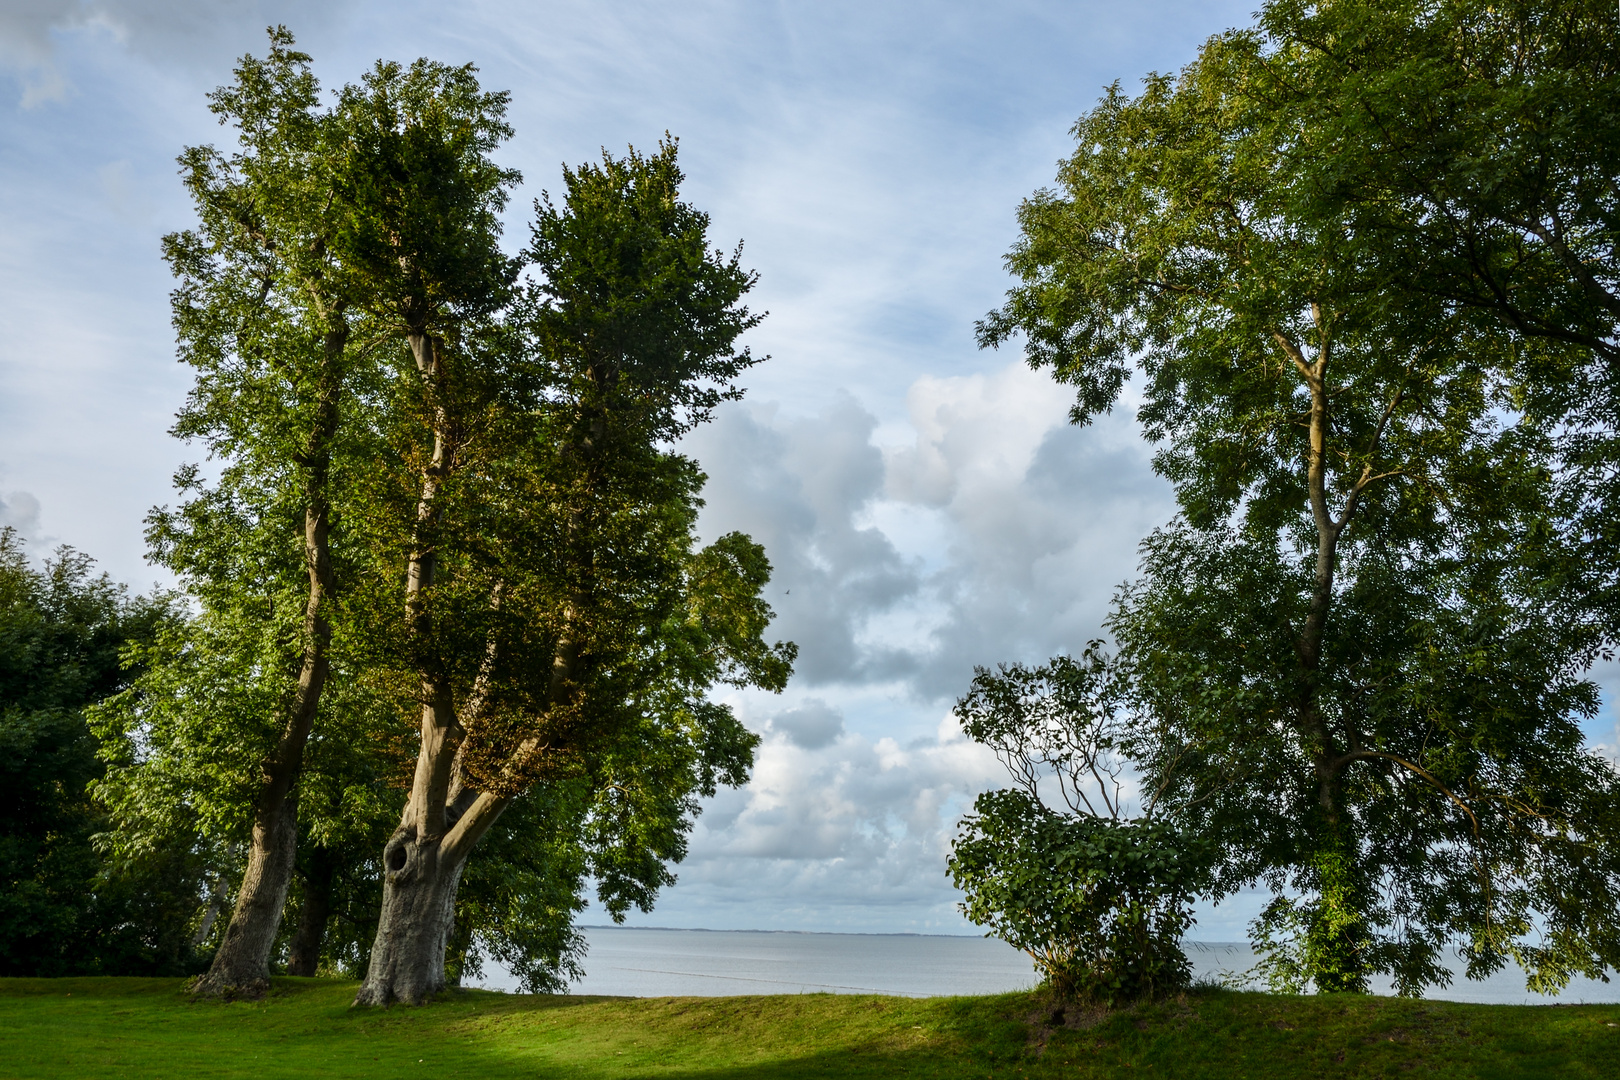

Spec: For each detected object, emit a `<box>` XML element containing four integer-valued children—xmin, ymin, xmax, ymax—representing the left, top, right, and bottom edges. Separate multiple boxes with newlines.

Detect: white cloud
<box><xmin>688</xmin><ymin>360</ymin><xmax>1174</xmax><ymax>700</ymax></box>
<box><xmin>684</xmin><ymin>394</ymin><xmax>923</xmax><ymax>686</ymax></box>
<box><xmin>617</xmin><ymin>700</ymin><xmax>1004</xmax><ymax>932</ymax></box>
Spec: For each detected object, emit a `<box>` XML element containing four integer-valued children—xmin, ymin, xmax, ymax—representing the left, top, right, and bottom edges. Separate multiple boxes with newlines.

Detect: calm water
<box><xmin>471</xmin><ymin>926</ymin><xmax>1619</xmax><ymax>1004</ymax></box>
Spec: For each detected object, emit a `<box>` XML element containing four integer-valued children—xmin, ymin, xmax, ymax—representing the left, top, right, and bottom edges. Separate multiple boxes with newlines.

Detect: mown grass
<box><xmin>1</xmin><ymin>976</ymin><xmax>1616</xmax><ymax>1079</ymax></box>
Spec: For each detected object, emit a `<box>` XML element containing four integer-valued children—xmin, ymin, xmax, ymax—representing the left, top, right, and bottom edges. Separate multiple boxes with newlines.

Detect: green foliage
<box><xmin>0</xmin><ymin>530</ymin><xmax>205</xmax><ymax>976</ymax></box>
<box><xmin>1250</xmin><ymin>0</ymin><xmax>1620</xmax><ymax>370</ymax></box>
<box><xmin>950</xmin><ymin>650</ymin><xmax>1204</xmax><ymax>1005</ymax></box>
<box><xmin>93</xmin><ymin>32</ymin><xmax>408</xmax><ymax>985</ymax></box>
<box><xmin>437</xmin><ymin>142</ymin><xmax>791</xmax><ymax>987</ymax></box>
<box><xmin>527</xmin><ymin>137</ymin><xmax>763</xmax><ymax>439</ymax></box>
<box><xmin>329</xmin><ymin>56</ymin><xmax>521</xmax><ymax>328</ymax></box>
<box><xmin>954</xmin><ymin>648</ymin><xmax>1128</xmax><ymax>819</ymax></box>
<box><xmin>1239</xmin><ymin>0</ymin><xmax>1620</xmax><ymax>671</ymax></box>
<box><xmin>73</xmin><ymin>33</ymin><xmax>789</xmax><ymax>993</ymax></box>
<box><xmin>309</xmin><ymin>69</ymin><xmax>787</xmax><ymax>987</ymax></box>
<box><xmin>950</xmin><ymin>789</ymin><xmax>1204</xmax><ymax>1005</ymax></box>
<box><xmin>978</xmin><ymin>0</ymin><xmax>1620</xmax><ymax>996</ymax></box>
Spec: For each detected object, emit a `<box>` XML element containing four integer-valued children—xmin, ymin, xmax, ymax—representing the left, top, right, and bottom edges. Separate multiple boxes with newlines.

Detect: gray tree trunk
<box><xmin>353</xmin><ymin>329</ymin><xmax>512</xmax><ymax>1006</ymax></box>
<box><xmin>353</xmin><ymin>829</ymin><xmax>469</xmax><ymax>1005</ymax></box>
<box><xmin>192</xmin><ymin>325</ymin><xmax>344</xmax><ymax>999</ymax></box>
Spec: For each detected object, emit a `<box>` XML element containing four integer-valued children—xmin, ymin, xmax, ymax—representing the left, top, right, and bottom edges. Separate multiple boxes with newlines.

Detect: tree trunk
<box><xmin>1273</xmin><ymin>313</ymin><xmax>1372</xmax><ymax>994</ymax></box>
<box><xmin>353</xmin><ymin>830</ymin><xmax>469</xmax><ymax>1005</ymax></box>
<box><xmin>285</xmin><ymin>849</ymin><xmax>335</xmax><ymax>977</ymax></box>
<box><xmin>193</xmin><ymin>324</ymin><xmax>344</xmax><ymax>999</ymax></box>
<box><xmin>350</xmin><ymin>330</ymin><xmax>549</xmax><ymax>1005</ymax></box>
<box><xmin>356</xmin><ymin>329</ymin><xmax>471</xmax><ymax>1006</ymax></box>
<box><xmin>191</xmin><ymin>790</ymin><xmax>300</xmax><ymax>998</ymax></box>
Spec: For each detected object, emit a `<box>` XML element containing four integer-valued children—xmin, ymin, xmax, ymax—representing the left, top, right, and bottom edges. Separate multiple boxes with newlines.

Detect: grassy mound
<box><xmin>2</xmin><ymin>976</ymin><xmax>1616</xmax><ymax>1078</ymax></box>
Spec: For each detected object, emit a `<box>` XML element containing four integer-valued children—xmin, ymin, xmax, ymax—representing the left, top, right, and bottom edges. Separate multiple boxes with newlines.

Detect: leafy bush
<box><xmin>948</xmin><ymin>652</ymin><xmax>1207</xmax><ymax>1004</ymax></box>
<box><xmin>949</xmin><ymin>787</ymin><xmax>1205</xmax><ymax>1004</ymax></box>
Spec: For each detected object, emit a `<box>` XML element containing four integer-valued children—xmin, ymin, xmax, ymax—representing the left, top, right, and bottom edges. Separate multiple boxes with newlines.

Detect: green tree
<box><xmin>323</xmin><ymin>61</ymin><xmax>793</xmax><ymax>1000</ymax></box>
<box><xmin>92</xmin><ymin>29</ymin><xmax>384</xmax><ymax>997</ymax></box>
<box><xmin>978</xmin><ymin>21</ymin><xmax>1620</xmax><ymax>994</ymax></box>
<box><xmin>0</xmin><ymin>529</ymin><xmax>201</xmax><ymax>976</ymax></box>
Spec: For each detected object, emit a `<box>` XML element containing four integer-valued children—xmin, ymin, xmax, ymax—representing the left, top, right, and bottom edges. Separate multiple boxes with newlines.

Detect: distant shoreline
<box><xmin>576</xmin><ymin>925</ymin><xmax>1250</xmax><ymax>947</ymax></box>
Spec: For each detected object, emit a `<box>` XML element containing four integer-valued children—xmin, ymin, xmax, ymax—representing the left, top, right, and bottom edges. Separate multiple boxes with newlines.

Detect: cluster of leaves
<box><xmin>950</xmin><ymin>788</ymin><xmax>1206</xmax><ymax>1005</ymax></box>
<box><xmin>964</xmin><ymin>0</ymin><xmax>1620</xmax><ymax>1000</ymax></box>
<box><xmin>0</xmin><ymin>529</ymin><xmax>208</xmax><ymax>976</ymax></box>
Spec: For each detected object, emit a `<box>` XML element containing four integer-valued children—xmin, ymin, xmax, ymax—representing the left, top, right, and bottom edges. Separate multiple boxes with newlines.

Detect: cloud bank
<box><xmin>613</xmin><ymin>361</ymin><xmax>1175</xmax><ymax>932</ymax></box>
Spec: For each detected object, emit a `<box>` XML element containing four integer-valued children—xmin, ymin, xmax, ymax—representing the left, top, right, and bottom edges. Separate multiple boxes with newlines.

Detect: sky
<box><xmin>5</xmin><ymin>0</ymin><xmax>1615</xmax><ymax>944</ymax></box>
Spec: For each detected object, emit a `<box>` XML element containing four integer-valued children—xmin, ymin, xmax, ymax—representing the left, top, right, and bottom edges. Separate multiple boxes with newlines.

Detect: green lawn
<box><xmin>2</xmin><ymin>977</ymin><xmax>1616</xmax><ymax>1079</ymax></box>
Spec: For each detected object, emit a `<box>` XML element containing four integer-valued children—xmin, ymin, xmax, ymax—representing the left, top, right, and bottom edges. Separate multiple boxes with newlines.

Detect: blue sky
<box><xmin>4</xmin><ymin>0</ymin><xmax>1614</xmax><ymax>943</ymax></box>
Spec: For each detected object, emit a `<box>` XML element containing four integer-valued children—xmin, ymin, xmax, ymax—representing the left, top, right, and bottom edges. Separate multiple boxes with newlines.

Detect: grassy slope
<box><xmin>1</xmin><ymin>978</ymin><xmax>1617</xmax><ymax>1080</ymax></box>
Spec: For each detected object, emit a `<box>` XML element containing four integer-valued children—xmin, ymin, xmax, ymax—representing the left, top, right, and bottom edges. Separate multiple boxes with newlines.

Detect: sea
<box><xmin>470</xmin><ymin>926</ymin><xmax>1620</xmax><ymax>1004</ymax></box>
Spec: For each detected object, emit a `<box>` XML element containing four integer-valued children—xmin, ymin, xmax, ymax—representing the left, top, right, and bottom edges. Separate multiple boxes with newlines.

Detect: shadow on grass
<box><xmin>3</xmin><ymin>977</ymin><xmax>1617</xmax><ymax>1080</ymax></box>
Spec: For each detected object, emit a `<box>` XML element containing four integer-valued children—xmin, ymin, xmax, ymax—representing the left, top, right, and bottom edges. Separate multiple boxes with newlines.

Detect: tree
<box><xmin>328</xmin><ymin>73</ymin><xmax>793</xmax><ymax>1000</ymax></box>
<box><xmin>91</xmin><ymin>29</ymin><xmax>384</xmax><ymax>997</ymax></box>
<box><xmin>1241</xmin><ymin>0</ymin><xmax>1620</xmax><ymax>642</ymax></box>
<box><xmin>948</xmin><ymin>649</ymin><xmax>1207</xmax><ymax>1004</ymax></box>
<box><xmin>978</xmin><ymin>21</ymin><xmax>1620</xmax><ymax>994</ymax></box>
<box><xmin>0</xmin><ymin>530</ymin><xmax>202</xmax><ymax>976</ymax></box>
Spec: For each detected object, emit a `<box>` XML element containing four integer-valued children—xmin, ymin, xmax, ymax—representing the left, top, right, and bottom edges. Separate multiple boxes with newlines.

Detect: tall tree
<box><xmin>979</xmin><ymin>25</ymin><xmax>1620</xmax><ymax>993</ymax></box>
<box><xmin>97</xmin><ymin>29</ymin><xmax>372</xmax><ymax>997</ymax></box>
<box><xmin>338</xmin><ymin>121</ymin><xmax>791</xmax><ymax>1003</ymax></box>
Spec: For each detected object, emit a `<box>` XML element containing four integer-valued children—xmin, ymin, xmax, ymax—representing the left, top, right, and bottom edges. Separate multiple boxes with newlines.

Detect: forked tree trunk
<box><xmin>355</xmin><ymin>329</ymin><xmax>472</xmax><ymax>1006</ymax></box>
<box><xmin>1273</xmin><ymin>309</ymin><xmax>1384</xmax><ymax>993</ymax></box>
<box><xmin>353</xmin><ymin>829</ymin><xmax>470</xmax><ymax>1005</ymax></box>
<box><xmin>352</xmin><ymin>329</ymin><xmax>519</xmax><ymax>1006</ymax></box>
<box><xmin>193</xmin><ymin>324</ymin><xmax>345</xmax><ymax>999</ymax></box>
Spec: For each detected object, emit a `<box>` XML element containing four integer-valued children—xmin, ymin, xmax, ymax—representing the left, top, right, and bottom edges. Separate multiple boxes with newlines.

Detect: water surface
<box><xmin>475</xmin><ymin>926</ymin><xmax>1619</xmax><ymax>1004</ymax></box>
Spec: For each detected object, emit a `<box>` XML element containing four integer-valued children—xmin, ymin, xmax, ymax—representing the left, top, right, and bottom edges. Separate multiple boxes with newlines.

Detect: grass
<box><xmin>2</xmin><ymin>977</ymin><xmax>1617</xmax><ymax>1079</ymax></box>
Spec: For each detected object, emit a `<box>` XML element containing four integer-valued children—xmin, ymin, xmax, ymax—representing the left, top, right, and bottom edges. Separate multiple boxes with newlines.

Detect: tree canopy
<box><xmin>977</xmin><ymin>0</ymin><xmax>1620</xmax><ymax>995</ymax></box>
<box><xmin>71</xmin><ymin>33</ymin><xmax>794</xmax><ymax>1001</ymax></box>
<box><xmin>0</xmin><ymin>530</ymin><xmax>197</xmax><ymax>977</ymax></box>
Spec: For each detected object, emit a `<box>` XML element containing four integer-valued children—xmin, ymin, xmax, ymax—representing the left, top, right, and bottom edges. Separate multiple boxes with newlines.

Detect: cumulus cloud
<box><xmin>640</xmin><ymin>707</ymin><xmax>1005</xmax><ymax>930</ymax></box>
<box><xmin>684</xmin><ymin>393</ymin><xmax>922</xmax><ymax>685</ymax></box>
<box><xmin>892</xmin><ymin>365</ymin><xmax>1176</xmax><ymax>696</ymax></box>
<box><xmin>688</xmin><ymin>361</ymin><xmax>1175</xmax><ymax>701</ymax></box>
